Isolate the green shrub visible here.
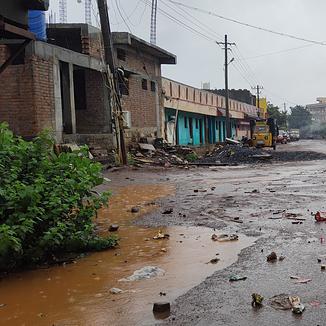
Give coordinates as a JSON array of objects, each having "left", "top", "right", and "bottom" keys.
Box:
[
  {"left": 185, "top": 153, "right": 198, "bottom": 162},
  {"left": 0, "top": 123, "right": 117, "bottom": 271}
]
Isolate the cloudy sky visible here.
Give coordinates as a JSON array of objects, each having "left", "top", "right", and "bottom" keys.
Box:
[{"left": 49, "top": 0, "right": 326, "bottom": 109}]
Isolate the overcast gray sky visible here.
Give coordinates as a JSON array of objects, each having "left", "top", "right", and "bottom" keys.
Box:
[{"left": 49, "top": 0, "right": 326, "bottom": 109}]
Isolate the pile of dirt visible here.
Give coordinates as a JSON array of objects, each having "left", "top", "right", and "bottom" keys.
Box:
[{"left": 196, "top": 144, "right": 326, "bottom": 165}]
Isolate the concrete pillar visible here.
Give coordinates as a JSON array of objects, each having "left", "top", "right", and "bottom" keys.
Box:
[
  {"left": 53, "top": 60, "right": 63, "bottom": 142},
  {"left": 68, "top": 63, "right": 77, "bottom": 134}
]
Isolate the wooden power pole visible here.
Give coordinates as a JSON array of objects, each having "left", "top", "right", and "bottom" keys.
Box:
[
  {"left": 97, "top": 0, "right": 127, "bottom": 165},
  {"left": 217, "top": 35, "right": 235, "bottom": 139}
]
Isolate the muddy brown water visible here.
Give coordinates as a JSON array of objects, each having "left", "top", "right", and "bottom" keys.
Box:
[{"left": 0, "top": 184, "right": 254, "bottom": 326}]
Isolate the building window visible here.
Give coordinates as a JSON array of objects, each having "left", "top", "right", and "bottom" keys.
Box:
[
  {"left": 186, "top": 87, "right": 189, "bottom": 100},
  {"left": 184, "top": 116, "right": 188, "bottom": 128},
  {"left": 119, "top": 77, "right": 129, "bottom": 96},
  {"left": 142, "top": 79, "right": 148, "bottom": 90},
  {"left": 150, "top": 81, "right": 156, "bottom": 92},
  {"left": 193, "top": 90, "right": 196, "bottom": 102},
  {"left": 117, "top": 48, "right": 126, "bottom": 61},
  {"left": 178, "top": 85, "right": 181, "bottom": 98},
  {"left": 170, "top": 82, "right": 173, "bottom": 96},
  {"left": 200, "top": 92, "right": 202, "bottom": 103},
  {"left": 206, "top": 93, "right": 208, "bottom": 104}
]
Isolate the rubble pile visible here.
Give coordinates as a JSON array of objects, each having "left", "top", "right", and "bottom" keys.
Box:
[
  {"left": 197, "top": 145, "right": 267, "bottom": 165},
  {"left": 129, "top": 142, "right": 197, "bottom": 166},
  {"left": 197, "top": 144, "right": 326, "bottom": 165}
]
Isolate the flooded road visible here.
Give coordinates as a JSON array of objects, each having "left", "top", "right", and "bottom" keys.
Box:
[{"left": 0, "top": 184, "right": 254, "bottom": 326}]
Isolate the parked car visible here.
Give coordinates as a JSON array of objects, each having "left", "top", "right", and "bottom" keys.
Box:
[{"left": 289, "top": 129, "right": 300, "bottom": 141}]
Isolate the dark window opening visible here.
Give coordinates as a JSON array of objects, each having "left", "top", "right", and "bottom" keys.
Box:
[
  {"left": 119, "top": 77, "right": 129, "bottom": 96},
  {"left": 117, "top": 48, "right": 126, "bottom": 61},
  {"left": 73, "top": 68, "right": 87, "bottom": 110},
  {"left": 184, "top": 116, "right": 188, "bottom": 128},
  {"left": 186, "top": 88, "right": 189, "bottom": 100},
  {"left": 178, "top": 85, "right": 181, "bottom": 98},
  {"left": 8, "top": 44, "right": 25, "bottom": 65},
  {"left": 150, "top": 81, "right": 156, "bottom": 92},
  {"left": 142, "top": 79, "right": 148, "bottom": 90},
  {"left": 170, "top": 82, "right": 173, "bottom": 96}
]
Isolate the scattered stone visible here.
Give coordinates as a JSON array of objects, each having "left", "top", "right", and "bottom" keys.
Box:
[
  {"left": 153, "top": 231, "right": 170, "bottom": 240},
  {"left": 162, "top": 208, "right": 173, "bottom": 215},
  {"left": 194, "top": 189, "right": 199, "bottom": 193},
  {"left": 252, "top": 293, "right": 264, "bottom": 307},
  {"left": 159, "top": 292, "right": 167, "bottom": 296},
  {"left": 208, "top": 258, "right": 220, "bottom": 264},
  {"left": 321, "top": 265, "right": 326, "bottom": 270},
  {"left": 161, "top": 248, "right": 167, "bottom": 253},
  {"left": 229, "top": 275, "right": 247, "bottom": 282},
  {"left": 153, "top": 302, "right": 170, "bottom": 313},
  {"left": 317, "top": 258, "right": 322, "bottom": 263},
  {"left": 267, "top": 252, "right": 277, "bottom": 262},
  {"left": 110, "top": 288, "right": 123, "bottom": 294},
  {"left": 279, "top": 256, "right": 285, "bottom": 261},
  {"left": 109, "top": 224, "right": 119, "bottom": 232},
  {"left": 131, "top": 207, "right": 140, "bottom": 213}
]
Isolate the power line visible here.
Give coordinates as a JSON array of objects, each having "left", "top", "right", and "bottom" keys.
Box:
[
  {"left": 168, "top": 0, "right": 326, "bottom": 46},
  {"left": 114, "top": 0, "right": 133, "bottom": 32}
]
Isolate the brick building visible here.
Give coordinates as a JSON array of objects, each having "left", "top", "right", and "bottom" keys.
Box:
[
  {"left": 112, "top": 32, "right": 176, "bottom": 141},
  {"left": 0, "top": 23, "right": 176, "bottom": 151}
]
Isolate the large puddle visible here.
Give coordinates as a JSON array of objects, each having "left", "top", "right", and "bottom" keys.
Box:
[{"left": 0, "top": 184, "right": 254, "bottom": 326}]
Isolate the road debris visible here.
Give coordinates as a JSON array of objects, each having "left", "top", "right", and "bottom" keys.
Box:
[
  {"left": 251, "top": 293, "right": 264, "bottom": 307},
  {"left": 315, "top": 211, "right": 326, "bottom": 222},
  {"left": 279, "top": 256, "right": 285, "bottom": 261},
  {"left": 119, "top": 266, "right": 165, "bottom": 282},
  {"left": 211, "top": 234, "right": 239, "bottom": 242},
  {"left": 153, "top": 302, "right": 171, "bottom": 313},
  {"left": 289, "top": 296, "right": 305, "bottom": 314},
  {"left": 290, "top": 276, "right": 312, "bottom": 284},
  {"left": 109, "top": 288, "right": 124, "bottom": 294},
  {"left": 269, "top": 294, "right": 292, "bottom": 310},
  {"left": 153, "top": 231, "right": 170, "bottom": 240},
  {"left": 109, "top": 224, "right": 119, "bottom": 232},
  {"left": 229, "top": 275, "right": 247, "bottom": 282},
  {"left": 131, "top": 207, "right": 140, "bottom": 213},
  {"left": 207, "top": 258, "right": 220, "bottom": 264},
  {"left": 162, "top": 208, "right": 173, "bottom": 215},
  {"left": 267, "top": 252, "right": 277, "bottom": 262}
]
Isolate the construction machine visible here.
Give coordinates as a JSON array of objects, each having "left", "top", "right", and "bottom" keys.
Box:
[{"left": 252, "top": 118, "right": 278, "bottom": 150}]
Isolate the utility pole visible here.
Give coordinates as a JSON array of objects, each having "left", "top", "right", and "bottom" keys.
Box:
[
  {"left": 252, "top": 85, "right": 263, "bottom": 118},
  {"left": 216, "top": 35, "right": 235, "bottom": 139},
  {"left": 97, "top": 0, "right": 127, "bottom": 165},
  {"left": 150, "top": 0, "right": 158, "bottom": 44}
]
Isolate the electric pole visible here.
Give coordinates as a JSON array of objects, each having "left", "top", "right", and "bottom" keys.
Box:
[
  {"left": 150, "top": 0, "right": 158, "bottom": 44},
  {"left": 253, "top": 85, "right": 263, "bottom": 109},
  {"left": 216, "top": 35, "right": 235, "bottom": 139},
  {"left": 97, "top": 0, "right": 127, "bottom": 165}
]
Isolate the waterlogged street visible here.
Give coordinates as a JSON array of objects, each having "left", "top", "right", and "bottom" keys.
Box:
[{"left": 1, "top": 140, "right": 326, "bottom": 325}]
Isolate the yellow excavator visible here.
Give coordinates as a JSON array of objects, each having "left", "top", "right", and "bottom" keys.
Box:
[{"left": 252, "top": 118, "right": 278, "bottom": 150}]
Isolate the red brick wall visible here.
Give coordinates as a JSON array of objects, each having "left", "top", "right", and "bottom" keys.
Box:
[
  {"left": 116, "top": 46, "right": 162, "bottom": 131},
  {"left": 0, "top": 45, "right": 55, "bottom": 137}
]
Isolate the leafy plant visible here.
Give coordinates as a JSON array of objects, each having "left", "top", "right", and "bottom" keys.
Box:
[
  {"left": 0, "top": 123, "right": 117, "bottom": 271},
  {"left": 185, "top": 153, "right": 198, "bottom": 162}
]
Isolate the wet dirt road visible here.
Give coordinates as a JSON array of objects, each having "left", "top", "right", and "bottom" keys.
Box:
[{"left": 2, "top": 140, "right": 326, "bottom": 325}]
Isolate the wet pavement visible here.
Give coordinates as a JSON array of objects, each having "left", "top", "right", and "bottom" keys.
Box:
[{"left": 2, "top": 140, "right": 326, "bottom": 325}]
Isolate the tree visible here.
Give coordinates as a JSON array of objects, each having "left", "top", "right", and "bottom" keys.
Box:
[
  {"left": 267, "top": 103, "right": 287, "bottom": 128},
  {"left": 288, "top": 106, "right": 312, "bottom": 129}
]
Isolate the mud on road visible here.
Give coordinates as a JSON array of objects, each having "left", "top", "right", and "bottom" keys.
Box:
[{"left": 110, "top": 141, "right": 326, "bottom": 325}]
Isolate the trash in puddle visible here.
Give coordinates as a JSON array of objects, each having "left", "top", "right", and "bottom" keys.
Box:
[
  {"left": 109, "top": 288, "right": 124, "bottom": 294},
  {"left": 119, "top": 266, "right": 165, "bottom": 282},
  {"left": 267, "top": 252, "right": 277, "bottom": 262},
  {"left": 229, "top": 275, "right": 247, "bottom": 282},
  {"left": 211, "top": 234, "right": 239, "bottom": 242},
  {"left": 251, "top": 293, "right": 264, "bottom": 307},
  {"left": 109, "top": 224, "right": 119, "bottom": 232},
  {"left": 269, "top": 294, "right": 293, "bottom": 310},
  {"left": 289, "top": 296, "right": 305, "bottom": 314},
  {"left": 315, "top": 211, "right": 326, "bottom": 222},
  {"left": 153, "top": 231, "right": 170, "bottom": 240}
]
